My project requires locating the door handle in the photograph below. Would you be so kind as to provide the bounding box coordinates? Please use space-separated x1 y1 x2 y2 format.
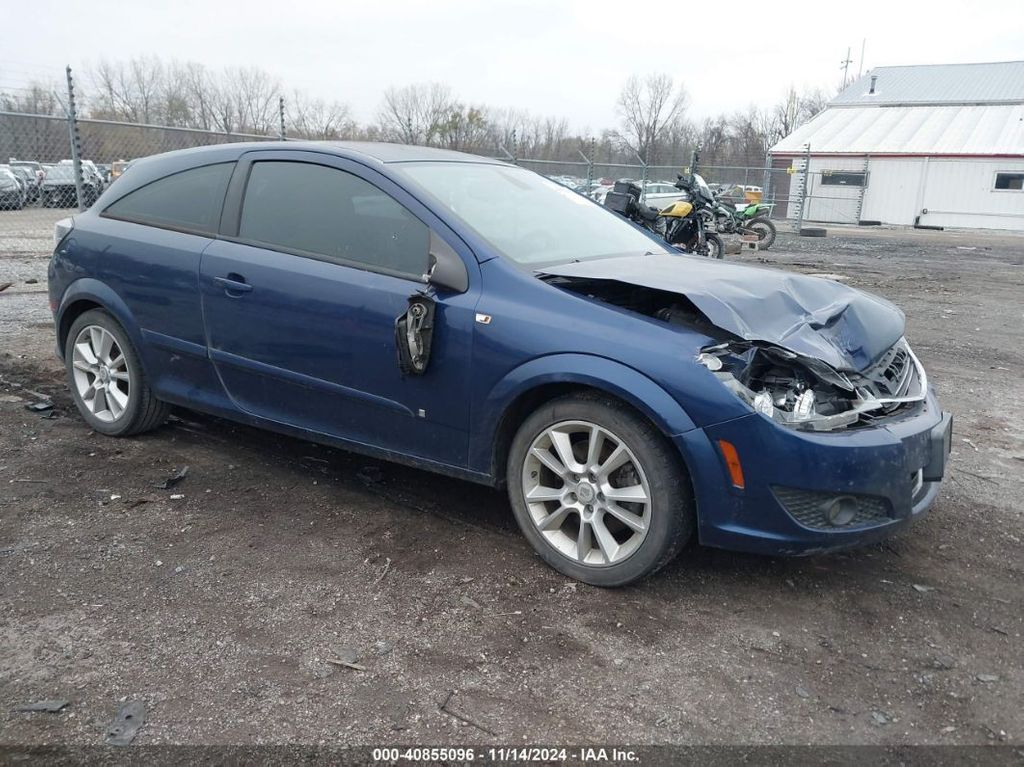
213 275 253 295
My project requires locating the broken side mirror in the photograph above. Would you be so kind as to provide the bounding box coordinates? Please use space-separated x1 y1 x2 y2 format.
425 230 468 293
395 293 435 376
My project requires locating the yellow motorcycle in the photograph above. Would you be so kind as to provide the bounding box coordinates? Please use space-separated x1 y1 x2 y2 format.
603 177 724 259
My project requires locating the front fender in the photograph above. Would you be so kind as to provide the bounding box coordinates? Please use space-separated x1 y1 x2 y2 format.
469 353 698 475
55 278 146 363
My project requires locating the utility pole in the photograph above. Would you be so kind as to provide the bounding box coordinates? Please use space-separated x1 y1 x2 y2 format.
840 47 853 88
278 96 286 140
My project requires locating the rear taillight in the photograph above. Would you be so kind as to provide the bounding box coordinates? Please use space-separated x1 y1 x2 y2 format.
54 217 74 248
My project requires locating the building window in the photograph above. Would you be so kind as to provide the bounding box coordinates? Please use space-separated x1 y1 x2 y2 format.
820 171 866 187
994 173 1024 191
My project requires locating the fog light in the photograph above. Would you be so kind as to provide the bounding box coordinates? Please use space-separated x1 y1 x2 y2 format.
822 496 859 526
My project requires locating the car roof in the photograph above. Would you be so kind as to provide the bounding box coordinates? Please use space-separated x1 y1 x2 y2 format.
99 141 517 206
135 140 508 167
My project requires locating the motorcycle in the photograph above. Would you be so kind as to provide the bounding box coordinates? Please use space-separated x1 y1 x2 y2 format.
705 186 777 250
602 174 724 259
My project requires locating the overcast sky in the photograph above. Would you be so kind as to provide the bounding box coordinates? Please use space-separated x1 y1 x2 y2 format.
3 0 1022 130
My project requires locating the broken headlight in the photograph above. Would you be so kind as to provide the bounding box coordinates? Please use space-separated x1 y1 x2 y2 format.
697 338 926 432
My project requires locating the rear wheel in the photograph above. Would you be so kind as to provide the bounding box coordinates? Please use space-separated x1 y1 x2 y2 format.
507 394 695 587
65 309 170 436
745 218 777 250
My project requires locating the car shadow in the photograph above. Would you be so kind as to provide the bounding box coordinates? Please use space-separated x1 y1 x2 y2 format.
163 406 910 595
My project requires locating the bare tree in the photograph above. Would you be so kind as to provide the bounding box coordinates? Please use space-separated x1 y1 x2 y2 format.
181 62 217 131
288 90 355 139
434 103 490 151
615 73 688 164
90 58 166 123
377 83 454 145
225 66 280 134
0 81 62 115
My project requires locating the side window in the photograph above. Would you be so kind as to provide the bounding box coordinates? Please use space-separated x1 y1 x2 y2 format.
238 161 429 279
103 163 234 234
994 172 1023 191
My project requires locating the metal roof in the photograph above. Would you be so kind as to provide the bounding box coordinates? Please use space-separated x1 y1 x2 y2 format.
832 61 1024 107
770 103 1024 156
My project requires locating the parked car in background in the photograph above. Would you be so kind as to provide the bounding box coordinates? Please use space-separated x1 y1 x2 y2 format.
10 160 45 189
0 167 26 209
83 160 106 192
589 182 614 204
0 165 29 205
5 164 41 203
111 160 132 181
641 181 688 207
59 159 106 192
42 164 100 207
48 141 950 587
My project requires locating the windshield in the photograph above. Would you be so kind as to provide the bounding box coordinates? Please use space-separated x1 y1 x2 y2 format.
693 173 713 199
45 166 75 181
397 162 671 266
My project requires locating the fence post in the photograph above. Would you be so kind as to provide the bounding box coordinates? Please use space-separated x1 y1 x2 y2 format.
64 66 86 212
634 150 648 201
578 138 594 193
795 143 811 232
278 96 286 140
761 154 771 206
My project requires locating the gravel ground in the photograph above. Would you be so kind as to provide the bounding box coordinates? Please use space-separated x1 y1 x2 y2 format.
1 211 1022 748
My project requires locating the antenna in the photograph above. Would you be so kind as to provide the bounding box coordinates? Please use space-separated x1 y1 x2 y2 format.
840 47 853 88
858 39 866 78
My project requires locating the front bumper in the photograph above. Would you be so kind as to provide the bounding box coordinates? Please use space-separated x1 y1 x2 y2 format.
676 390 951 555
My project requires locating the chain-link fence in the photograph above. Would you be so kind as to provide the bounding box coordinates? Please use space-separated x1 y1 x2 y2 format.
517 154 870 229
517 158 799 223
2 66 849 264
0 64 287 258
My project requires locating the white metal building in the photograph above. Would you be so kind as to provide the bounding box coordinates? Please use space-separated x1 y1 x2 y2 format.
770 61 1024 230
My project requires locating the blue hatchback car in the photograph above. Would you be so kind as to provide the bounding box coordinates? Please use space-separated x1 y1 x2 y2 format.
48 142 952 586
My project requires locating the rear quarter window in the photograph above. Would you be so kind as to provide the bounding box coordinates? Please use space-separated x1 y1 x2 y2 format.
102 162 234 234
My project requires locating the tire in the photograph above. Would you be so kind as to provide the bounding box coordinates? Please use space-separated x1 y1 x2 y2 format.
706 233 724 259
746 218 777 250
507 394 696 587
65 309 170 436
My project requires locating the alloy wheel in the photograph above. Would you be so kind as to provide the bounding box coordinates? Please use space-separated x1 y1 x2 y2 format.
71 325 131 423
522 420 652 566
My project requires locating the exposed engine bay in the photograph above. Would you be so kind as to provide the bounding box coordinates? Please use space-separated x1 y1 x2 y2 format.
695 337 926 431
544 274 926 431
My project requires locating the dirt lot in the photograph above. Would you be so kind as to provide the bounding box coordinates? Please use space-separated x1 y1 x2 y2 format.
1 210 1022 748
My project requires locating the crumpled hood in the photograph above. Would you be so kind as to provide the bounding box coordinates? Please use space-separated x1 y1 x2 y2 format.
540 253 905 372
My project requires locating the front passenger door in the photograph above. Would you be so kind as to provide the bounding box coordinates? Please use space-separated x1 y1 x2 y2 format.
199 153 479 468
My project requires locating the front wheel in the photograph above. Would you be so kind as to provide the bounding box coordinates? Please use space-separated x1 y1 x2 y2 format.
705 233 724 259
507 394 696 587
744 218 777 250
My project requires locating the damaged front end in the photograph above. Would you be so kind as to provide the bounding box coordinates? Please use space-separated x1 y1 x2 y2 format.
539 258 928 433
696 337 927 431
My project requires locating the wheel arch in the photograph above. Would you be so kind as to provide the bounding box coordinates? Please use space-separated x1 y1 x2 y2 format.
474 353 698 485
56 279 145 363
